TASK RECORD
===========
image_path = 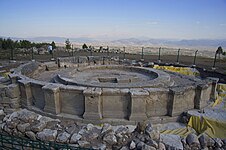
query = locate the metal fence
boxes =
[0,133,91,150]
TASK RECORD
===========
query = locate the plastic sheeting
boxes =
[160,127,196,138]
[153,65,199,76]
[217,83,226,93]
[0,71,10,78]
[188,116,226,139]
[212,95,223,107]
[161,115,226,139]
[160,83,226,138]
[213,83,226,108]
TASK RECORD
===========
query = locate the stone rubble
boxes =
[160,134,184,150]
[0,108,226,149]
[186,133,200,149]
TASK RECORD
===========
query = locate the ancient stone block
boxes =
[8,74,18,84]
[206,77,219,101]
[83,88,102,120]
[30,81,45,110]
[5,84,20,98]
[60,86,85,117]
[0,84,6,97]
[43,84,60,114]
[194,83,211,109]
[102,88,130,119]
[168,86,195,117]
[18,80,32,108]
[145,88,169,117]
[129,88,149,121]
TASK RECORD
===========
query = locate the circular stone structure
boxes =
[9,56,217,125]
[56,65,173,88]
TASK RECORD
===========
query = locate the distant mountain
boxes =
[111,38,170,45]
[1,36,226,48]
[30,36,66,43]
[111,38,226,48]
[30,37,97,43]
[169,39,226,47]
[0,36,96,43]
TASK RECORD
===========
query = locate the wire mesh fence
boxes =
[0,133,91,150]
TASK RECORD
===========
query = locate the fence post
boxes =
[71,45,74,56]
[123,47,126,59]
[193,50,198,67]
[90,49,93,56]
[107,46,109,57]
[212,51,218,70]
[103,56,105,65]
[31,47,35,61]
[10,48,15,62]
[57,58,60,68]
[176,48,180,64]
[158,47,161,63]
[141,47,144,60]
[0,134,3,147]
[78,57,80,67]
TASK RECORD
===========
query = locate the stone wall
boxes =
[58,56,120,68]
[59,86,86,117]
[1,60,217,124]
[0,84,21,114]
[15,79,215,124]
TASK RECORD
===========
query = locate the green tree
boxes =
[19,40,32,56]
[0,38,3,49]
[65,39,71,50]
[19,40,32,49]
[51,41,56,49]
[216,46,223,59]
[99,46,103,52]
[223,51,226,56]
[2,38,14,50]
[14,40,20,49]
[82,43,88,49]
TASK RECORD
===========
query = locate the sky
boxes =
[0,0,226,40]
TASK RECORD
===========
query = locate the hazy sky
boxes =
[0,0,226,40]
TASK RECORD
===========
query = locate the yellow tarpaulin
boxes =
[213,83,226,108]
[153,65,199,76]
[217,84,226,93]
[0,71,10,78]
[212,95,223,107]
[188,115,226,139]
[161,115,226,138]
[160,127,196,138]
[160,83,226,138]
